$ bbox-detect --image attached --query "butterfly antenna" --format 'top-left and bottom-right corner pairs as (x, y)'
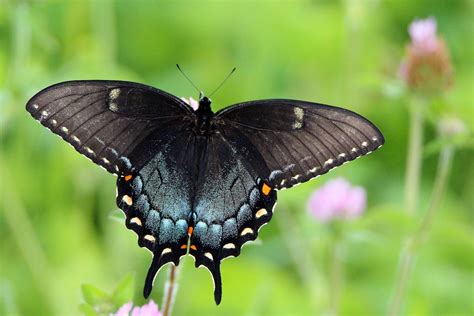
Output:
(176, 64), (200, 94)
(209, 67), (236, 97)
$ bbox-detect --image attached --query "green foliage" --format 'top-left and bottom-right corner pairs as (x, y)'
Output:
(0, 1), (472, 315)
(79, 274), (134, 316)
(111, 274), (134, 308)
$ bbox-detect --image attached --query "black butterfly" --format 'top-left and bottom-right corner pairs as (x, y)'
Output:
(26, 80), (384, 305)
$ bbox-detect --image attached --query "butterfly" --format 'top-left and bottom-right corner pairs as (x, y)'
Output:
(26, 80), (384, 305)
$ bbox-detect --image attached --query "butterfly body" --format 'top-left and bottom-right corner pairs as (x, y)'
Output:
(26, 80), (384, 305)
(193, 96), (214, 135)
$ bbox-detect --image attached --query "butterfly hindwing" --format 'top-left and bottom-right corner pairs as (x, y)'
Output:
(214, 99), (385, 189)
(116, 126), (203, 298)
(188, 132), (277, 304)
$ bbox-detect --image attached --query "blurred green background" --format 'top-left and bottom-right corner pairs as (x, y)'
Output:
(1, 1), (472, 315)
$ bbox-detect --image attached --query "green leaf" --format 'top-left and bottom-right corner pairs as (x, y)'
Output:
(111, 273), (135, 306)
(81, 284), (110, 306)
(79, 303), (99, 316)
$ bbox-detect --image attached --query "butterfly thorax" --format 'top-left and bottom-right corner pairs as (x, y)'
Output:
(194, 96), (214, 135)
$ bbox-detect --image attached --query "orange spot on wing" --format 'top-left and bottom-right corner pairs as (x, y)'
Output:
(190, 245), (197, 251)
(188, 226), (194, 236)
(124, 174), (133, 182)
(262, 183), (272, 195)
(180, 244), (187, 249)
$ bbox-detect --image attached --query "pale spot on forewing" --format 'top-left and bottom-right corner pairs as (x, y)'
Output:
(32, 104), (39, 109)
(294, 107), (304, 120)
(372, 136), (378, 141)
(51, 119), (57, 126)
(324, 158), (334, 166)
(204, 252), (214, 260)
(309, 167), (319, 173)
(362, 141), (368, 147)
(85, 147), (94, 155)
(109, 88), (121, 100)
(102, 157), (110, 164)
(72, 135), (81, 143)
(292, 174), (301, 180)
(351, 147), (358, 152)
(39, 110), (49, 121)
(292, 107), (304, 129)
(109, 102), (118, 112)
(61, 126), (69, 133)
(292, 120), (303, 129)
(338, 153), (346, 158)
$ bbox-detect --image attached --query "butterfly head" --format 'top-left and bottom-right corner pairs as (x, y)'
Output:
(194, 93), (214, 134)
(198, 93), (212, 111)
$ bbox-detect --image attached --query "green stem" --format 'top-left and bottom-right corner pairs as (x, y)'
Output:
(387, 238), (416, 316)
(328, 235), (343, 316)
(404, 100), (425, 214)
(162, 264), (179, 316)
(275, 207), (320, 312)
(414, 146), (453, 244)
(388, 145), (454, 316)
(0, 157), (56, 310)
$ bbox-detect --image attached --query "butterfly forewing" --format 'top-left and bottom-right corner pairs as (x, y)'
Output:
(214, 99), (384, 189)
(26, 80), (193, 174)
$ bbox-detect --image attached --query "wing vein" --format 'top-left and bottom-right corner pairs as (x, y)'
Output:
(35, 90), (105, 112)
(46, 91), (105, 124)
